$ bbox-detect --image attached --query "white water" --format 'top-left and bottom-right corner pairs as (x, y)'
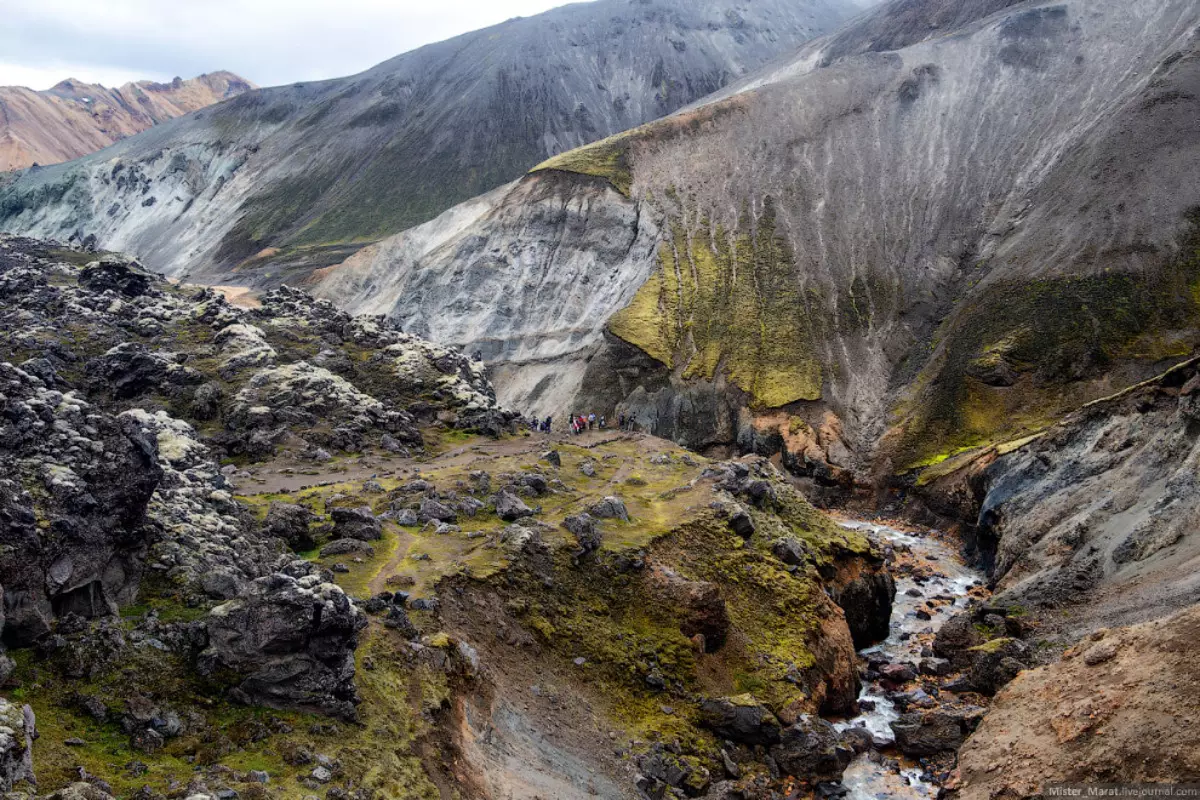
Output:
(835, 521), (984, 800)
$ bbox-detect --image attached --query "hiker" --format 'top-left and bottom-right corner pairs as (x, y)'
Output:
(618, 413), (626, 430)
(599, 416), (607, 429)
(588, 413), (596, 430)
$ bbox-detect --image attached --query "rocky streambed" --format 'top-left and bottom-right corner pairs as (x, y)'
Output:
(835, 521), (988, 800)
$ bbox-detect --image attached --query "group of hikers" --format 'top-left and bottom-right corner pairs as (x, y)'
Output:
(527, 413), (637, 435)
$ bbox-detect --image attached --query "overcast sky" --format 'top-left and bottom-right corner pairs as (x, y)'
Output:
(0, 0), (585, 91)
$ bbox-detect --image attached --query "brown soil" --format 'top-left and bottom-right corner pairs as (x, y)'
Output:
(950, 605), (1200, 799)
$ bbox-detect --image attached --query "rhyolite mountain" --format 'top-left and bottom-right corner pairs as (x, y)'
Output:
(0, 72), (254, 171)
(318, 0), (1200, 485)
(0, 0), (873, 281)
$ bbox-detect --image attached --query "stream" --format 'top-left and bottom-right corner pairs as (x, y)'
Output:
(835, 520), (985, 800)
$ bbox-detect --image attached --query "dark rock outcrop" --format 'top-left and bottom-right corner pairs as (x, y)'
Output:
(770, 714), (851, 783)
(698, 695), (782, 745)
(330, 507), (382, 542)
(827, 561), (896, 649)
(0, 362), (161, 646)
(891, 708), (985, 757)
(198, 573), (367, 720)
(589, 496), (629, 522)
(264, 502), (319, 552)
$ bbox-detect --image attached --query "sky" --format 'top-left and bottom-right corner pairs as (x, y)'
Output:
(0, 0), (584, 91)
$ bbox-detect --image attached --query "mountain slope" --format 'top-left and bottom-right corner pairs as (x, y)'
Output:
(0, 72), (253, 171)
(317, 0), (1200, 480)
(0, 0), (870, 281)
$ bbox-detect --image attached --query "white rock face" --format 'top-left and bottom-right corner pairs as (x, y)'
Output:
(317, 173), (662, 416)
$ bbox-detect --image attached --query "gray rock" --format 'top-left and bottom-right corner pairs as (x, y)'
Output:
(331, 506), (382, 541)
(418, 497), (457, 524)
(563, 513), (602, 560)
(264, 502), (319, 552)
(968, 638), (1031, 695)
(393, 509), (419, 527)
(771, 537), (810, 565)
(698, 695), (782, 745)
(770, 715), (852, 783)
(589, 496), (629, 522)
(494, 491), (535, 522)
(320, 539), (375, 558)
(919, 657), (953, 677)
(198, 574), (367, 720)
(890, 708), (983, 757)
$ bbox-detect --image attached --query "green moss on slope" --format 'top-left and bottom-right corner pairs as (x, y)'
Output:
(609, 199), (822, 408)
(532, 134), (634, 197)
(897, 214), (1200, 469)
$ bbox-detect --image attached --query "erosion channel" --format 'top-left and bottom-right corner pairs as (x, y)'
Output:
(835, 521), (987, 800)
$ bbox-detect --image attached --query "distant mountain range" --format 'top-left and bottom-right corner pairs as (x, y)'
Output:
(0, 72), (254, 171)
(0, 0), (872, 281)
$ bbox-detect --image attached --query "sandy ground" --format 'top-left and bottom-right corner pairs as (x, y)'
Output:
(950, 605), (1200, 798)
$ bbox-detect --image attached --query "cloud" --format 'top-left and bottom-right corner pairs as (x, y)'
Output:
(0, 0), (582, 89)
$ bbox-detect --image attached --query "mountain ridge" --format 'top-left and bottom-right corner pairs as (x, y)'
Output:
(0, 0), (871, 281)
(0, 71), (254, 171)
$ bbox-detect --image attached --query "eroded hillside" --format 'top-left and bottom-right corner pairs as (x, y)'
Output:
(318, 0), (1200, 491)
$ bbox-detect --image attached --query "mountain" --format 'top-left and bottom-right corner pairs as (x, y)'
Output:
(0, 0), (872, 282)
(0, 72), (254, 171)
(317, 0), (1200, 483)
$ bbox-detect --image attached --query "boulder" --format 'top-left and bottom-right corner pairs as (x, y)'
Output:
(393, 509), (419, 527)
(728, 508), (756, 538)
(890, 708), (982, 756)
(79, 258), (152, 297)
(878, 662), (918, 684)
(771, 537), (811, 565)
(770, 715), (851, 783)
(418, 497), (457, 524)
(0, 699), (35, 792)
(933, 612), (987, 670)
(330, 506), (382, 541)
(494, 491), (535, 522)
(563, 514), (602, 561)
(698, 695), (782, 745)
(520, 474), (549, 496)
(967, 637), (1031, 695)
(319, 539), (375, 558)
(0, 364), (162, 646)
(199, 574), (367, 720)
(264, 502), (319, 552)
(589, 496), (629, 521)
(919, 657), (953, 677)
